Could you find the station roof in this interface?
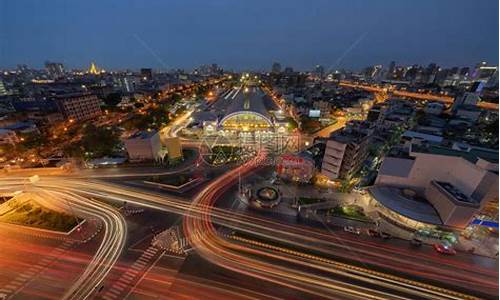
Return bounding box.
[221,85,273,122]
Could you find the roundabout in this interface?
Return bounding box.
[240,184,282,209]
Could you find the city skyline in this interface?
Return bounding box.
[1,0,498,71]
[0,2,498,299]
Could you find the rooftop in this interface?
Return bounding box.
[2,121,37,131]
[368,186,443,225]
[433,181,479,206]
[330,129,369,144]
[411,143,499,164]
[0,128,14,134]
[378,156,415,177]
[220,85,275,121]
[128,130,157,140]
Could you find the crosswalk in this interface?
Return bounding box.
[0,240,74,299]
[102,246,161,300]
[177,231,207,251]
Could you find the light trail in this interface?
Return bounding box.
[0,172,496,299]
[13,187,127,300]
[181,152,485,300]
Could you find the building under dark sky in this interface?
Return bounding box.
[0,0,498,71]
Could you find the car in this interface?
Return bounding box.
[433,243,457,255]
[410,238,423,247]
[344,226,361,235]
[380,232,392,239]
[367,229,381,238]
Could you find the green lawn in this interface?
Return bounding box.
[149,174,193,186]
[297,197,324,205]
[0,197,80,232]
[328,205,371,222]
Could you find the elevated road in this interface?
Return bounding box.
[339,81,499,110]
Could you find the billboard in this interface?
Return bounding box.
[309,109,321,118]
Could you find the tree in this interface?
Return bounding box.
[171,93,182,102]
[63,124,120,159]
[103,92,123,107]
[77,124,121,159]
[16,133,44,153]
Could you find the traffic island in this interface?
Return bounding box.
[0,193,83,234]
[240,184,282,209]
[144,173,204,193]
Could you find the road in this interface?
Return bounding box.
[0,185,127,300]
[0,168,497,299]
[312,116,347,138]
[181,151,496,299]
[339,81,499,111]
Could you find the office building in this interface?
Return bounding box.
[55,93,102,122]
[45,61,65,79]
[271,62,282,74]
[453,92,480,111]
[141,68,153,81]
[424,102,445,115]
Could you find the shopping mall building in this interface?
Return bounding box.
[369,143,498,231]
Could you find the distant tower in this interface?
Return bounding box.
[271,62,282,74]
[314,64,325,79]
[45,61,65,79]
[386,61,396,79]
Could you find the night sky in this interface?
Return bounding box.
[1,0,498,71]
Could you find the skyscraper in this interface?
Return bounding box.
[314,64,325,79]
[271,62,282,74]
[141,68,153,81]
[45,61,65,79]
[386,61,396,79]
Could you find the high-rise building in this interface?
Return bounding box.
[365,65,383,79]
[473,62,497,80]
[0,80,8,96]
[140,68,153,81]
[271,62,282,74]
[283,67,294,75]
[17,64,29,74]
[452,92,480,112]
[386,61,396,79]
[55,92,102,122]
[314,64,325,79]
[459,67,470,78]
[45,61,65,79]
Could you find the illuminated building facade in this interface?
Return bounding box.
[217,85,276,135]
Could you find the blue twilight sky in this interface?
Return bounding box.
[0,0,498,71]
